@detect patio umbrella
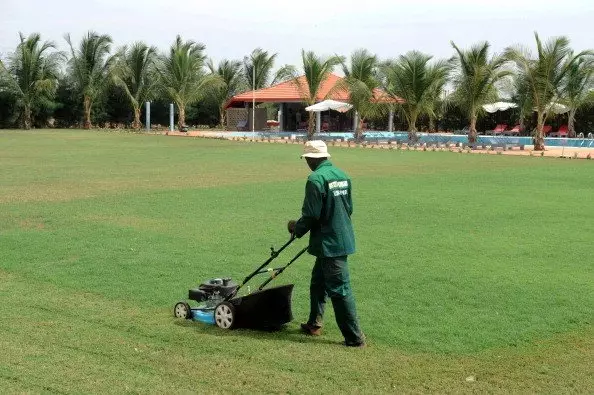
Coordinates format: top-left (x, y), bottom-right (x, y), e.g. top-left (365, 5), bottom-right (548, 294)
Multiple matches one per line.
top-left (305, 99), bottom-right (353, 113)
top-left (543, 102), bottom-right (569, 114)
top-left (482, 102), bottom-right (518, 113)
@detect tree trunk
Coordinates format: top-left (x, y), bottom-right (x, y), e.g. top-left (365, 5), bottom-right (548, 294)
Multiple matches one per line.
top-left (83, 95), bottom-right (92, 129)
top-left (132, 107), bottom-right (141, 129)
top-left (23, 103), bottom-right (32, 130)
top-left (357, 117), bottom-right (366, 142)
top-left (469, 114), bottom-right (478, 145)
top-left (534, 111), bottom-right (546, 151)
top-left (568, 109), bottom-right (576, 138)
top-left (429, 116), bottom-right (435, 133)
top-left (307, 112), bottom-right (315, 140)
top-left (408, 111), bottom-right (418, 142)
top-left (353, 111), bottom-right (360, 141)
top-left (219, 106), bottom-right (226, 129)
top-left (177, 104), bottom-right (186, 130)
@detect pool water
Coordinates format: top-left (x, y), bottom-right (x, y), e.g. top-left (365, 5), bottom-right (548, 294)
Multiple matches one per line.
top-left (210, 131), bottom-right (594, 148)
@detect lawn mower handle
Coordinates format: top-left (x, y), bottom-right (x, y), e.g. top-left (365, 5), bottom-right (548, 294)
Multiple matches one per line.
top-left (256, 245), bottom-right (308, 291)
top-left (225, 235), bottom-right (297, 301)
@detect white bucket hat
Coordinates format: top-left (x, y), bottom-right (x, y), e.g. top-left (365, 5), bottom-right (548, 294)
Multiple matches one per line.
top-left (301, 140), bottom-right (331, 159)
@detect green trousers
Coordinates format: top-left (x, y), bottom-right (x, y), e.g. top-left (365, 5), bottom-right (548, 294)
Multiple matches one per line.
top-left (307, 256), bottom-right (364, 345)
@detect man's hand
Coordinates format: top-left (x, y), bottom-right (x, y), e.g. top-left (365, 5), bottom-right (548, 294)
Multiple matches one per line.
top-left (287, 220), bottom-right (297, 234)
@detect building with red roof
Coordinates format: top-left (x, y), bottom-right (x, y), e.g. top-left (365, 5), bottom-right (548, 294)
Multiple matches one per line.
top-left (224, 73), bottom-right (401, 132)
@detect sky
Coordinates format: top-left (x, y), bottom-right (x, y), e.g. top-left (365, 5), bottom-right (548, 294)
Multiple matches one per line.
top-left (2, 0), bottom-right (594, 75)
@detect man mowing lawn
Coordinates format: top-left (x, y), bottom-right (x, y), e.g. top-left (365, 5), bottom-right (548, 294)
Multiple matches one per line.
top-left (287, 140), bottom-right (365, 348)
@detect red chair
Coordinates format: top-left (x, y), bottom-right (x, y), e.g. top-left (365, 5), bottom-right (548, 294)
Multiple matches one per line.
top-left (297, 121), bottom-right (308, 132)
top-left (508, 125), bottom-right (524, 135)
top-left (556, 125), bottom-right (569, 137)
top-left (492, 124), bottom-right (508, 135)
top-left (542, 125), bottom-right (553, 135)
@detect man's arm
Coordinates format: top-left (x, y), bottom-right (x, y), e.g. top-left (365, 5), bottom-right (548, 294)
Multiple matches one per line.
top-left (293, 179), bottom-right (323, 238)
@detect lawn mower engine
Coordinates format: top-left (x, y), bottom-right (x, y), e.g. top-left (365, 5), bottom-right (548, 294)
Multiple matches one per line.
top-left (188, 277), bottom-right (238, 308)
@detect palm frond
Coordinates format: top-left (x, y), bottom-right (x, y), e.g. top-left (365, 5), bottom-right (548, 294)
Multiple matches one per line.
top-left (243, 48), bottom-right (278, 90)
top-left (271, 64), bottom-right (297, 85)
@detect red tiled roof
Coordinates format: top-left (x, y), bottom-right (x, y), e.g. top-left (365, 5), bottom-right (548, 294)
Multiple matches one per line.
top-left (224, 73), bottom-right (402, 108)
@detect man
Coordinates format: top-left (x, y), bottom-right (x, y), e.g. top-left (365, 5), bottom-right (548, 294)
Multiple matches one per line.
top-left (287, 140), bottom-right (365, 348)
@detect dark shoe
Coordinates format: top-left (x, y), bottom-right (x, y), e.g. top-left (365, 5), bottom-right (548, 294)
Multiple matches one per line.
top-left (300, 323), bottom-right (322, 336)
top-left (343, 340), bottom-right (366, 348)
top-left (344, 333), bottom-right (366, 347)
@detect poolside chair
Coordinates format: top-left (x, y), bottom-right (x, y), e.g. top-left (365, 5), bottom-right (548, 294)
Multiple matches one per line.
top-left (542, 125), bottom-right (553, 135)
top-left (556, 125), bottom-right (569, 137)
top-left (458, 126), bottom-right (470, 135)
top-left (507, 125), bottom-right (523, 136)
top-left (296, 121), bottom-right (308, 133)
top-left (492, 124), bottom-right (508, 135)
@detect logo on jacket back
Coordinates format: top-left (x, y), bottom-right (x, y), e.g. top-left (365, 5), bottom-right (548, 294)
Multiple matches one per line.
top-left (328, 180), bottom-right (349, 197)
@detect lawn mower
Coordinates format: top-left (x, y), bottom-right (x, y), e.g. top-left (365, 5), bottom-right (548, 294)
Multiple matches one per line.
top-left (173, 236), bottom-right (308, 331)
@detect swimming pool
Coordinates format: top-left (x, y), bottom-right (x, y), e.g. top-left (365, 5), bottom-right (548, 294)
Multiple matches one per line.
top-left (209, 131), bottom-right (594, 148)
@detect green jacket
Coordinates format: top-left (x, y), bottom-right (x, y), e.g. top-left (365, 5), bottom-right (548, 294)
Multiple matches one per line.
top-left (294, 160), bottom-right (356, 258)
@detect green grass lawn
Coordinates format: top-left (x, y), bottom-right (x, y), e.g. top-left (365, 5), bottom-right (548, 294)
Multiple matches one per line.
top-left (1, 129), bottom-right (592, 393)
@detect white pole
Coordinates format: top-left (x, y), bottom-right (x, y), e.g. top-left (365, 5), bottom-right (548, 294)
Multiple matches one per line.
top-left (145, 101), bottom-right (150, 131)
top-left (252, 67), bottom-right (255, 133)
top-left (316, 111), bottom-right (321, 134)
top-left (169, 103), bottom-right (174, 132)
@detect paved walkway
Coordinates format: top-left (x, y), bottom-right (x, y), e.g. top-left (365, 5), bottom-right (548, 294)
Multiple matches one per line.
top-left (163, 130), bottom-right (594, 160)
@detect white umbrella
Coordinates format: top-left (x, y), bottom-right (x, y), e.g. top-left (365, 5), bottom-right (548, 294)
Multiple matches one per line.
top-left (482, 102), bottom-right (518, 113)
top-left (305, 99), bottom-right (353, 113)
top-left (543, 102), bottom-right (569, 114)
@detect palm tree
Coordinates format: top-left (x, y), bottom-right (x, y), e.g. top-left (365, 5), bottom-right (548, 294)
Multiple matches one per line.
top-left (333, 49), bottom-right (385, 140)
top-left (243, 48), bottom-right (277, 90)
top-left (382, 51), bottom-right (450, 141)
top-left (504, 32), bottom-right (592, 150)
top-left (292, 50), bottom-right (343, 139)
top-left (243, 48), bottom-right (297, 89)
top-left (560, 55), bottom-right (594, 137)
top-left (271, 64), bottom-right (297, 85)
top-left (207, 58), bottom-right (245, 127)
top-left (0, 33), bottom-right (62, 129)
top-left (65, 31), bottom-right (113, 129)
top-left (157, 35), bottom-right (208, 129)
top-left (450, 41), bottom-right (512, 144)
top-left (111, 42), bottom-right (158, 129)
